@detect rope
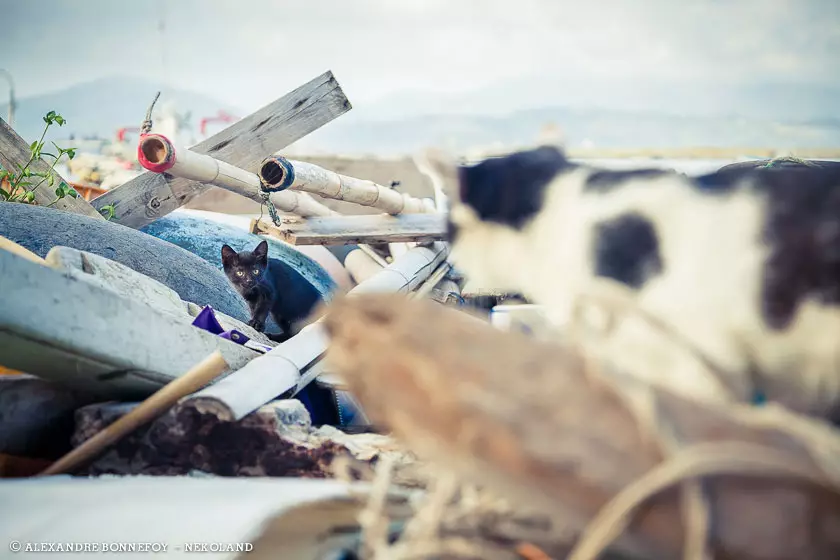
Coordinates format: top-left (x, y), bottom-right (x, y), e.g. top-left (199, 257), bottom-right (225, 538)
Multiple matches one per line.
top-left (141, 91), bottom-right (161, 135)
top-left (258, 189), bottom-right (282, 227)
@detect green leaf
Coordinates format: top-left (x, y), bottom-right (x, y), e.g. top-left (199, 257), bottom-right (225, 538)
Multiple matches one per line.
top-left (54, 115), bottom-right (66, 126)
top-left (47, 174), bottom-right (55, 186)
top-left (30, 140), bottom-right (37, 151)
top-left (55, 186), bottom-right (64, 198)
top-left (66, 148), bottom-right (76, 160)
top-left (99, 204), bottom-right (116, 221)
top-left (17, 181), bottom-right (32, 187)
top-left (25, 191), bottom-right (35, 202)
top-left (40, 152), bottom-right (57, 159)
top-left (67, 189), bottom-right (78, 198)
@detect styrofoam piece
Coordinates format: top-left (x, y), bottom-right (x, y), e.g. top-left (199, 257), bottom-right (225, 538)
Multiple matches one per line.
top-left (0, 475), bottom-right (362, 559)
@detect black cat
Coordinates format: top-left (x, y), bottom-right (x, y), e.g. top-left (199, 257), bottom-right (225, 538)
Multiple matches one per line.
top-left (221, 240), bottom-right (324, 341)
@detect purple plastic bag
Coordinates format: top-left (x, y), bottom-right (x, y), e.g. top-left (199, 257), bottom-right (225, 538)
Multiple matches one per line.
top-left (191, 306), bottom-right (273, 353)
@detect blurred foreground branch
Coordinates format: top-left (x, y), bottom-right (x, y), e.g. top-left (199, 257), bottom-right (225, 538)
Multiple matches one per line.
top-left (323, 294), bottom-right (840, 560)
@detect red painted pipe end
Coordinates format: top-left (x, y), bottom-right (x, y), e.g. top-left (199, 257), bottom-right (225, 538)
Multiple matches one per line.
top-left (137, 133), bottom-right (176, 173)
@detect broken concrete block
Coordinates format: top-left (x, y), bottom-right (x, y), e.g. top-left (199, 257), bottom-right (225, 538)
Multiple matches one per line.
top-left (46, 246), bottom-right (275, 347)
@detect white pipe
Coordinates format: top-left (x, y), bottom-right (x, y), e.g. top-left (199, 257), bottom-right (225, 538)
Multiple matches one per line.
top-left (185, 242), bottom-right (450, 419)
top-left (137, 133), bottom-right (333, 218)
top-left (344, 248), bottom-right (385, 284)
top-left (259, 154), bottom-right (433, 215)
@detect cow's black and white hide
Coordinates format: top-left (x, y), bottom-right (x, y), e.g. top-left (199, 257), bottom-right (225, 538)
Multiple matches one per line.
top-left (425, 146), bottom-right (840, 419)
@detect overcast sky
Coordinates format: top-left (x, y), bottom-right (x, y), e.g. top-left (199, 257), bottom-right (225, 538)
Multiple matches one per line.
top-left (2, 0), bottom-right (839, 113)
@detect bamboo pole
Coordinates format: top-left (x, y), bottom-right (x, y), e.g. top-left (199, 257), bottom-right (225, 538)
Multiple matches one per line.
top-left (38, 350), bottom-right (230, 476)
top-left (259, 155), bottom-right (432, 215)
top-left (136, 133), bottom-right (333, 218)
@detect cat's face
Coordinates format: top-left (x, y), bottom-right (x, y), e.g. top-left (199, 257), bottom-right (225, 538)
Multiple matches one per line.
top-left (221, 240), bottom-right (268, 294)
top-left (424, 146), bottom-right (573, 292)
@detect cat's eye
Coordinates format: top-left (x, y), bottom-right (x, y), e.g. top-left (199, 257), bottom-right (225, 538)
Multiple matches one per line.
top-left (235, 271), bottom-right (244, 277)
top-left (253, 269), bottom-right (260, 275)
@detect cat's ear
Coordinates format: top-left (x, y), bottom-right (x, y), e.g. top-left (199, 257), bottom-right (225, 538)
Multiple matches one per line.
top-left (253, 240), bottom-right (269, 263)
top-left (413, 147), bottom-right (462, 205)
top-left (221, 244), bottom-right (237, 268)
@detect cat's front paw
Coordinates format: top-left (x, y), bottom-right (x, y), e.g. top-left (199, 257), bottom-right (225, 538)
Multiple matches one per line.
top-left (247, 318), bottom-right (265, 332)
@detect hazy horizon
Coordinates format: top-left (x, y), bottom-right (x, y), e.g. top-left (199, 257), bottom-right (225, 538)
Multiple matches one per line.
top-left (3, 0), bottom-right (839, 114)
top-left (3, 0), bottom-right (839, 154)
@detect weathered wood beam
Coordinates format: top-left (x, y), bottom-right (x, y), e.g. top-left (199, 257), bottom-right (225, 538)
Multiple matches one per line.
top-left (252, 213), bottom-right (447, 246)
top-left (92, 71), bottom-right (351, 229)
top-left (0, 117), bottom-right (105, 219)
top-left (323, 294), bottom-right (840, 560)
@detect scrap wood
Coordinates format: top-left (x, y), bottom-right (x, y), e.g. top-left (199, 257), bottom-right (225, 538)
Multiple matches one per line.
top-left (91, 71), bottom-right (351, 229)
top-left (322, 294), bottom-right (840, 560)
top-left (251, 212), bottom-right (447, 246)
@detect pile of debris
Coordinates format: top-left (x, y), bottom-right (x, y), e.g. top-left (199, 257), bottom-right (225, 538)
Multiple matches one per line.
top-left (2, 71), bottom-right (840, 560)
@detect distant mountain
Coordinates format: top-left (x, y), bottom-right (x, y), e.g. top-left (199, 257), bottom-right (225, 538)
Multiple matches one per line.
top-left (300, 105), bottom-right (840, 157)
top-left (294, 76), bottom-right (840, 156)
top-left (4, 75), bottom-right (838, 157)
top-left (361, 76), bottom-right (840, 123)
top-left (0, 76), bottom-right (244, 144)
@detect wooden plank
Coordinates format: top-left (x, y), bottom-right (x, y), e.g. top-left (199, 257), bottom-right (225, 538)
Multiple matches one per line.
top-left (0, 118), bottom-right (105, 219)
top-left (252, 213), bottom-right (447, 246)
top-left (92, 71), bottom-right (352, 229)
top-left (323, 294), bottom-right (840, 560)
